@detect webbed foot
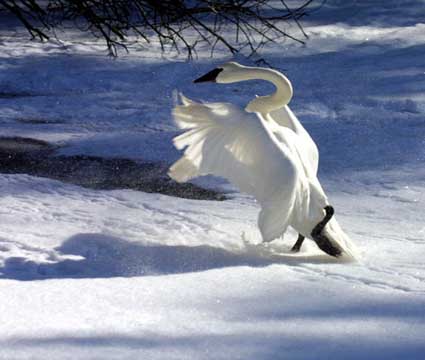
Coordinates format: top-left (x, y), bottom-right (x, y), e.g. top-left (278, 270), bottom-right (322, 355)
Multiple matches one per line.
top-left (311, 206), bottom-right (342, 257)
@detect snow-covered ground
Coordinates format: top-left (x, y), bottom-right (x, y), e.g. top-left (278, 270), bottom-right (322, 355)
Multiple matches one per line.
top-left (1, 1), bottom-right (425, 359)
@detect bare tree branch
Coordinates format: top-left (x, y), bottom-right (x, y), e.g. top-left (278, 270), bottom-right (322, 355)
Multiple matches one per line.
top-left (0, 0), bottom-right (321, 57)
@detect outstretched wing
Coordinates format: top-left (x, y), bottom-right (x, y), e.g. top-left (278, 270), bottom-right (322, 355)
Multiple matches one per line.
top-left (169, 94), bottom-right (301, 242)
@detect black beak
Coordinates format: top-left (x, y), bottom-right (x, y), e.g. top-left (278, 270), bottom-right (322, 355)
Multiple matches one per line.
top-left (193, 68), bottom-right (223, 83)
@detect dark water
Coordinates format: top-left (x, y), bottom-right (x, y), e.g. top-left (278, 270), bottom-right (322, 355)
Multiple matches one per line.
top-left (0, 137), bottom-right (225, 201)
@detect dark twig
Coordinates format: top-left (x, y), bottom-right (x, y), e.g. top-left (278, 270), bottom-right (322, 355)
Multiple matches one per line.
top-left (0, 0), bottom-right (320, 57)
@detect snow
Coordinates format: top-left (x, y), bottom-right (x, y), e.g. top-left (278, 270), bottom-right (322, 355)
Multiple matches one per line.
top-left (1, 0), bottom-right (425, 359)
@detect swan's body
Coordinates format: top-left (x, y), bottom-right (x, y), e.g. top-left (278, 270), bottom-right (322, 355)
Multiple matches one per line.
top-left (169, 62), bottom-right (357, 259)
top-left (270, 105), bottom-right (319, 176)
top-left (269, 105), bottom-right (319, 251)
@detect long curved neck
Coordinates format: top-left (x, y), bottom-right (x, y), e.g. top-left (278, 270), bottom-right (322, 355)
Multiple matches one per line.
top-left (235, 67), bottom-right (293, 114)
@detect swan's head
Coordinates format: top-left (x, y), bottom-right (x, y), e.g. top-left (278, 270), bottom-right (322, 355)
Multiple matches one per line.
top-left (193, 62), bottom-right (247, 84)
top-left (193, 62), bottom-right (293, 113)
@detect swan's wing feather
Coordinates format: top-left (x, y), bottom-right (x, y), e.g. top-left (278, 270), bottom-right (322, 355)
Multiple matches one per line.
top-left (169, 94), bottom-right (300, 241)
top-left (269, 105), bottom-right (319, 176)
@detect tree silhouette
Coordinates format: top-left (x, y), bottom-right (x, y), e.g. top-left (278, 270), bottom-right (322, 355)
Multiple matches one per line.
top-left (0, 0), bottom-right (319, 56)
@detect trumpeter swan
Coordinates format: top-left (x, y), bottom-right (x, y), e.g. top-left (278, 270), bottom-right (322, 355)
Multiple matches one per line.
top-left (169, 62), bottom-right (357, 259)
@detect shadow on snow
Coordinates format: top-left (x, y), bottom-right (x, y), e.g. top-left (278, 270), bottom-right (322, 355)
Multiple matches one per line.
top-left (0, 233), bottom-right (340, 281)
top-left (4, 322), bottom-right (425, 360)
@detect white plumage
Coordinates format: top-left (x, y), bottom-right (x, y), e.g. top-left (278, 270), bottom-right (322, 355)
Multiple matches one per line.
top-left (169, 62), bottom-right (357, 259)
top-left (270, 105), bottom-right (319, 177)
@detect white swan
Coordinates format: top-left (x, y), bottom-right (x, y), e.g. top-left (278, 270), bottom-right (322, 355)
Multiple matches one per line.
top-left (169, 62), bottom-right (357, 259)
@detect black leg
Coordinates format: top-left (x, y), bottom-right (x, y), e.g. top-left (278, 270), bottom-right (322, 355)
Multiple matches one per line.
top-left (312, 206), bottom-right (334, 237)
top-left (291, 234), bottom-right (305, 252)
top-left (311, 206), bottom-right (342, 257)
